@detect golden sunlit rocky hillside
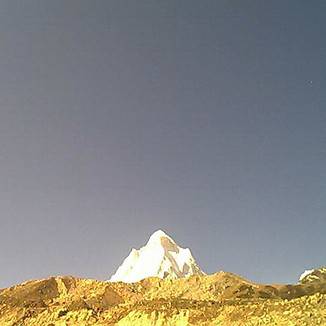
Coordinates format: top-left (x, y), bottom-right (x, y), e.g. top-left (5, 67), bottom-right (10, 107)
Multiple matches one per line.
top-left (1, 271), bottom-right (326, 325)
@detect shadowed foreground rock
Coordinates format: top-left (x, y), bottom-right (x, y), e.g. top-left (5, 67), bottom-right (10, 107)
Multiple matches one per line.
top-left (1, 272), bottom-right (325, 325)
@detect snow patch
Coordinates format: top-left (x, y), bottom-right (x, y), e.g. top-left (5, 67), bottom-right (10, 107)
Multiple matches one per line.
top-left (299, 269), bottom-right (314, 281)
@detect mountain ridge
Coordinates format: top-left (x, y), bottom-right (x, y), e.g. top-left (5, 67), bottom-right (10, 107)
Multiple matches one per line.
top-left (1, 271), bottom-right (326, 325)
top-left (1, 230), bottom-right (325, 325)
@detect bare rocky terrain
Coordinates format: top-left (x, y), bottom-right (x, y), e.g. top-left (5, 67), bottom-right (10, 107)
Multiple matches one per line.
top-left (1, 270), bottom-right (325, 325)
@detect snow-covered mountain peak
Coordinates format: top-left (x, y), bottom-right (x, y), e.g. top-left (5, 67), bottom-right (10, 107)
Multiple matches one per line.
top-left (299, 269), bottom-right (315, 282)
top-left (298, 266), bottom-right (326, 284)
top-left (109, 230), bottom-right (204, 283)
top-left (146, 229), bottom-right (179, 254)
top-left (147, 229), bottom-right (175, 245)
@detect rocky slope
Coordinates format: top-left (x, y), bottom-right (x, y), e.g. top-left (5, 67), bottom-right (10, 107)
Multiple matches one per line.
top-left (1, 271), bottom-right (326, 325)
top-left (110, 230), bottom-right (204, 283)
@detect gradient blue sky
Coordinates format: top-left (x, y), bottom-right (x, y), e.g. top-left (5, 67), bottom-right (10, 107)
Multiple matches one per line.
top-left (1, 1), bottom-right (325, 289)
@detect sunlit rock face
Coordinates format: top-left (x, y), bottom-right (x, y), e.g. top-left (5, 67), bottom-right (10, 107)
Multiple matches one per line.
top-left (109, 230), bottom-right (204, 283)
top-left (1, 272), bottom-right (326, 325)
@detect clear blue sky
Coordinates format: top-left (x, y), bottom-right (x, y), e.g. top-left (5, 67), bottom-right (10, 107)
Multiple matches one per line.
top-left (1, 1), bottom-right (325, 289)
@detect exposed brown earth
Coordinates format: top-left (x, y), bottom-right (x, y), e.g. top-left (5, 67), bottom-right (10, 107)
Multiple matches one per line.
top-left (1, 272), bottom-right (325, 325)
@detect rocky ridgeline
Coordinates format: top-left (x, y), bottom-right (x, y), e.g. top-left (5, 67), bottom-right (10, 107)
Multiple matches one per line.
top-left (1, 271), bottom-right (326, 325)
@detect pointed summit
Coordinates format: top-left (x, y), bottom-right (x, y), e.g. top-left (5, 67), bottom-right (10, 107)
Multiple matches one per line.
top-left (148, 229), bottom-right (174, 242)
top-left (146, 229), bottom-right (176, 248)
top-left (110, 230), bottom-right (204, 283)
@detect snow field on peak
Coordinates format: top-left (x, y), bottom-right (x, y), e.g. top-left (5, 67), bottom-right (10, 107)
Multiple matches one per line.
top-left (110, 230), bottom-right (204, 283)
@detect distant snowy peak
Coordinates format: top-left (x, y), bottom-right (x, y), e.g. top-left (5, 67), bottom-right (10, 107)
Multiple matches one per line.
top-left (110, 230), bottom-right (204, 283)
top-left (299, 266), bottom-right (326, 284)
